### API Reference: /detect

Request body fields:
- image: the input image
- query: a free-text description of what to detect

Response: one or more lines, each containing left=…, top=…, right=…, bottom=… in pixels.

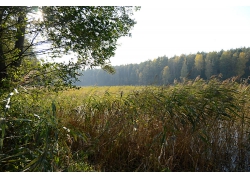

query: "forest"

left=2, top=6, right=250, bottom=172
left=76, top=47, right=250, bottom=86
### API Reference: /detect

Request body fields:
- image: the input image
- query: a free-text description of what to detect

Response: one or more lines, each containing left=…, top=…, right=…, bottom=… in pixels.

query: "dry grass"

left=1, top=78, right=250, bottom=171
left=55, top=78, right=250, bottom=171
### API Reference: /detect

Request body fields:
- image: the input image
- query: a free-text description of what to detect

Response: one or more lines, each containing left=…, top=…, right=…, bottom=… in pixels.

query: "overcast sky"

left=109, top=6, right=250, bottom=66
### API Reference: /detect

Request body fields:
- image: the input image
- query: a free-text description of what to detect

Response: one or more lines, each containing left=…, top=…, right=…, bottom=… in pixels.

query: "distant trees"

left=236, top=52, right=248, bottom=77
left=180, top=58, right=188, bottom=79
left=76, top=47, right=250, bottom=86
left=219, top=51, right=233, bottom=79
left=194, top=53, right=204, bottom=77
left=162, top=66, right=171, bottom=84
left=205, top=52, right=217, bottom=79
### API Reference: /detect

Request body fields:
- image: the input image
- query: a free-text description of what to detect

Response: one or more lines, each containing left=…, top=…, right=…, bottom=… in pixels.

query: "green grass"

left=1, top=78, right=250, bottom=171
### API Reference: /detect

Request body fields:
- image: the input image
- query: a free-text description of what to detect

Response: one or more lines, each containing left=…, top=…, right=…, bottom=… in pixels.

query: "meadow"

left=1, top=77, right=250, bottom=172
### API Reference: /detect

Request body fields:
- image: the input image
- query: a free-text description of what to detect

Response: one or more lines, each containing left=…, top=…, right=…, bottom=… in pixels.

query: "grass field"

left=1, top=78, right=250, bottom=171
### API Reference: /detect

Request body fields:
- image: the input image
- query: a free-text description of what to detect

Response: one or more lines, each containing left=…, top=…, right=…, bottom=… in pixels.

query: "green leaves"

left=41, top=6, right=136, bottom=69
left=0, top=6, right=138, bottom=91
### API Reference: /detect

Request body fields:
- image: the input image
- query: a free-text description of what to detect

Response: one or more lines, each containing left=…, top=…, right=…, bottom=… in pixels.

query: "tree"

left=194, top=54, right=204, bottom=74
left=0, top=6, right=139, bottom=90
left=205, top=52, right=217, bottom=79
left=181, top=58, right=188, bottom=79
left=236, top=52, right=248, bottom=77
left=219, top=51, right=233, bottom=79
left=162, top=66, right=171, bottom=84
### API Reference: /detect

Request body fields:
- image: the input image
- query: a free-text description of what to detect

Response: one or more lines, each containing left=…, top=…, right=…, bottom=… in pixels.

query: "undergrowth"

left=1, top=78, right=250, bottom=171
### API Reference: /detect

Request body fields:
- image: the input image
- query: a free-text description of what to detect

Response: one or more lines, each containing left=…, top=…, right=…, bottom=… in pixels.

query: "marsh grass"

left=1, top=79, right=250, bottom=171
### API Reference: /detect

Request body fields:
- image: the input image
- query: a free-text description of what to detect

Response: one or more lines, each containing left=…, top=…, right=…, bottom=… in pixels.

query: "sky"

left=9, top=0, right=250, bottom=67
left=109, top=6, right=250, bottom=66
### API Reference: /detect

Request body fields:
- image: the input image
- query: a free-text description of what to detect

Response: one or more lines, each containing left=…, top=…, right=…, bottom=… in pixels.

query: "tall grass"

left=1, top=78, right=250, bottom=171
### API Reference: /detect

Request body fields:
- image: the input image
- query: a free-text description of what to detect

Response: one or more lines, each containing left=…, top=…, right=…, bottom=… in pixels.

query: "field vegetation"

left=1, top=77, right=250, bottom=171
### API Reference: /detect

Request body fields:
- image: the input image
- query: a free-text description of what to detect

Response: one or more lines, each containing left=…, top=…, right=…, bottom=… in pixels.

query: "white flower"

left=6, top=98, right=10, bottom=106
left=34, top=114, right=40, bottom=119
left=14, top=88, right=19, bottom=94
left=9, top=92, right=14, bottom=96
left=63, top=127, right=70, bottom=133
left=5, top=105, right=10, bottom=109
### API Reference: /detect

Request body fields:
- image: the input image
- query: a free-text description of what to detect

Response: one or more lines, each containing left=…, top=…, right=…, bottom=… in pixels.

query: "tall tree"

left=181, top=57, right=188, bottom=79
left=236, top=52, right=248, bottom=77
left=186, top=54, right=195, bottom=79
left=219, top=51, right=233, bottom=79
left=195, top=54, right=204, bottom=74
left=162, top=66, right=171, bottom=84
left=0, top=6, right=138, bottom=89
left=205, top=52, right=217, bottom=79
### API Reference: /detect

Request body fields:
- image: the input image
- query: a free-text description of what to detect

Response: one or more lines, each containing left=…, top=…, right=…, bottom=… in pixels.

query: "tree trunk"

left=0, top=7, right=27, bottom=87
left=0, top=8, right=7, bottom=86
left=13, top=11, right=26, bottom=67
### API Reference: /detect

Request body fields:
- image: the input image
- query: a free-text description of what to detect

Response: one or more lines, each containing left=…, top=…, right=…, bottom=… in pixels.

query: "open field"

left=1, top=78, right=250, bottom=171
left=60, top=85, right=147, bottom=98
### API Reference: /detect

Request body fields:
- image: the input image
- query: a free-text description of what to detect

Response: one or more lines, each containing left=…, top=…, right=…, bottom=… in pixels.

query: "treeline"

left=76, top=47, right=250, bottom=86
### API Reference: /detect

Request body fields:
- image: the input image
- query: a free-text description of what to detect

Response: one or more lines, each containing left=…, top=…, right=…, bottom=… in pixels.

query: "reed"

left=1, top=78, right=250, bottom=171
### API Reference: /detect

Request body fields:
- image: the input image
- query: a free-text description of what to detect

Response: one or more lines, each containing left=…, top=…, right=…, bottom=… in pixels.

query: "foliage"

left=2, top=79, right=250, bottom=171
left=77, top=47, right=250, bottom=86
left=0, top=6, right=138, bottom=90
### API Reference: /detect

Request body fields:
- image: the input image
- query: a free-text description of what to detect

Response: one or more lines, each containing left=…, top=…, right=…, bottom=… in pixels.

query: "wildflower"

left=14, top=88, right=19, bottom=94
left=34, top=114, right=41, bottom=119
left=63, top=127, right=70, bottom=133
left=6, top=97, right=10, bottom=106
left=4, top=97, right=11, bottom=109
left=9, top=92, right=14, bottom=96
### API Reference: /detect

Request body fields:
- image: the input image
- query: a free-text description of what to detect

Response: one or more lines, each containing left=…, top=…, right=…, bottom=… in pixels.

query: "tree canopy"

left=0, top=6, right=138, bottom=90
